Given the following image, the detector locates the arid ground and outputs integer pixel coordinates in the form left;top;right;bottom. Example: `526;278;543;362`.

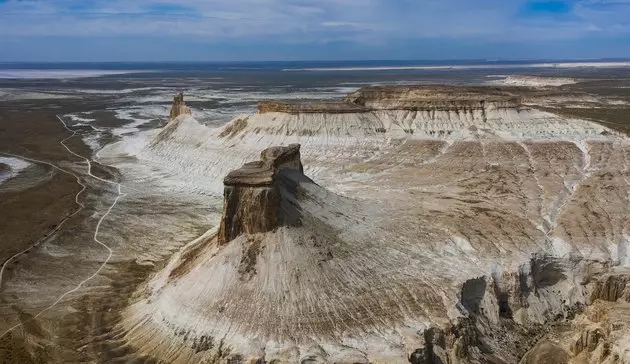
1;71;630;363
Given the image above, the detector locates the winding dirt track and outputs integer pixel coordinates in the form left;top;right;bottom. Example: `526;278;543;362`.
0;116;126;339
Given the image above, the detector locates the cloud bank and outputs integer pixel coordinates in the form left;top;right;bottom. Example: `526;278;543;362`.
0;0;628;61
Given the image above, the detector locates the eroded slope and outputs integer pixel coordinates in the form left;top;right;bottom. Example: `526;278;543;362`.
97;85;630;363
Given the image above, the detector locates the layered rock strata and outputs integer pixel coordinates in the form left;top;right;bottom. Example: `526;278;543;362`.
99;84;630;363
169;92;192;120
258;85;521;114
218;144;303;245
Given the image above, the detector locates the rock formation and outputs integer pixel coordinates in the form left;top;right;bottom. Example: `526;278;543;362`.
218;144;303;245
344;84;521;109
0;163;10;174
258;85;520;114
102;84;630;364
590;274;629;302
169;92;192;120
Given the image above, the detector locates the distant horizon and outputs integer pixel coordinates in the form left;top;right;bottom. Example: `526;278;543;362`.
2;57;630;65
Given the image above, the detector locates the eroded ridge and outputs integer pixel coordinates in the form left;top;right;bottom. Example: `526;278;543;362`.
258;85;521;114
97;85;630;364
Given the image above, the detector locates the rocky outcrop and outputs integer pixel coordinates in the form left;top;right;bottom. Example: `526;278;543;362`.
113;83;630;364
257;102;367;114
218;144;303;245
257;85;521;114
590;274;629;302
571;326;607;355
169;92;192;120
0;163;10;174
409;327;450;364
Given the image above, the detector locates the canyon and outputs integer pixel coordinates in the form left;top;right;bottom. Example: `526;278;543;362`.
89;85;630;363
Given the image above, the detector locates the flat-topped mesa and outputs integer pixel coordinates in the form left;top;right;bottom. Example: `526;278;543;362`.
168;92;192;120
218;144;303;245
345;85;521;109
257;101;368;114
257;85;521;114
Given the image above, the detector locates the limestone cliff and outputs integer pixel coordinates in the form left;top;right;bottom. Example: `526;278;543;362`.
121;137;630;363
169;92;192;120
218;144;303;245
257;85;521;114
344;85;521;109
108;84;630;364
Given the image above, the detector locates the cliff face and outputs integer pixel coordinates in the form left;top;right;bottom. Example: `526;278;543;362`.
257;85;521;114
110;83;630;364
169;92;192;120
257;102;368;114
121;138;630;364
218;144;303;245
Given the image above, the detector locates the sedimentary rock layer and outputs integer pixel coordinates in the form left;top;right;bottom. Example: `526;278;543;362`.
95;85;630;363
169;92;192;120
258;85;520;114
218;144;303;245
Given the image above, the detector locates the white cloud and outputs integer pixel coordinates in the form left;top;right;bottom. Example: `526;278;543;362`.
0;0;628;42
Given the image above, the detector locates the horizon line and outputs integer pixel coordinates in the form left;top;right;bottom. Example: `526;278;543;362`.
2;57;630;65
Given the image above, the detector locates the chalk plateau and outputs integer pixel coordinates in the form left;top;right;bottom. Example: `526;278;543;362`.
97;86;630;363
492;75;578;87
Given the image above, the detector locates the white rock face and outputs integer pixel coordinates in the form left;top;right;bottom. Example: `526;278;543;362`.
98;87;630;363
492;75;577;87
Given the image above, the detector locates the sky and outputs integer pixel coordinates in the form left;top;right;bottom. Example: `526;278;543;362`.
0;0;629;62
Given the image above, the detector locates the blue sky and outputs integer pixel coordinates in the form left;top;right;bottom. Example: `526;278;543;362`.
0;0;629;61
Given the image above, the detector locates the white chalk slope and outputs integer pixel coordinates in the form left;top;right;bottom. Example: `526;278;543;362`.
98;101;630;362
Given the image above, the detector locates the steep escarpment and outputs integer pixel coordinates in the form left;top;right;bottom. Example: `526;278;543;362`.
218;144;303;245
243;85;606;142
344;84;521;110
97;84;630;363
258;85;520;114
119;140;630;362
115;85;620;200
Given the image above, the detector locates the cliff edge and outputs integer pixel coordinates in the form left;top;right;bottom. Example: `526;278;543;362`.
258;85;521;114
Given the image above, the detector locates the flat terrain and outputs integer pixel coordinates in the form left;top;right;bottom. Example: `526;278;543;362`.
0;101;92;270
0;96;212;363
0;99;130;363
